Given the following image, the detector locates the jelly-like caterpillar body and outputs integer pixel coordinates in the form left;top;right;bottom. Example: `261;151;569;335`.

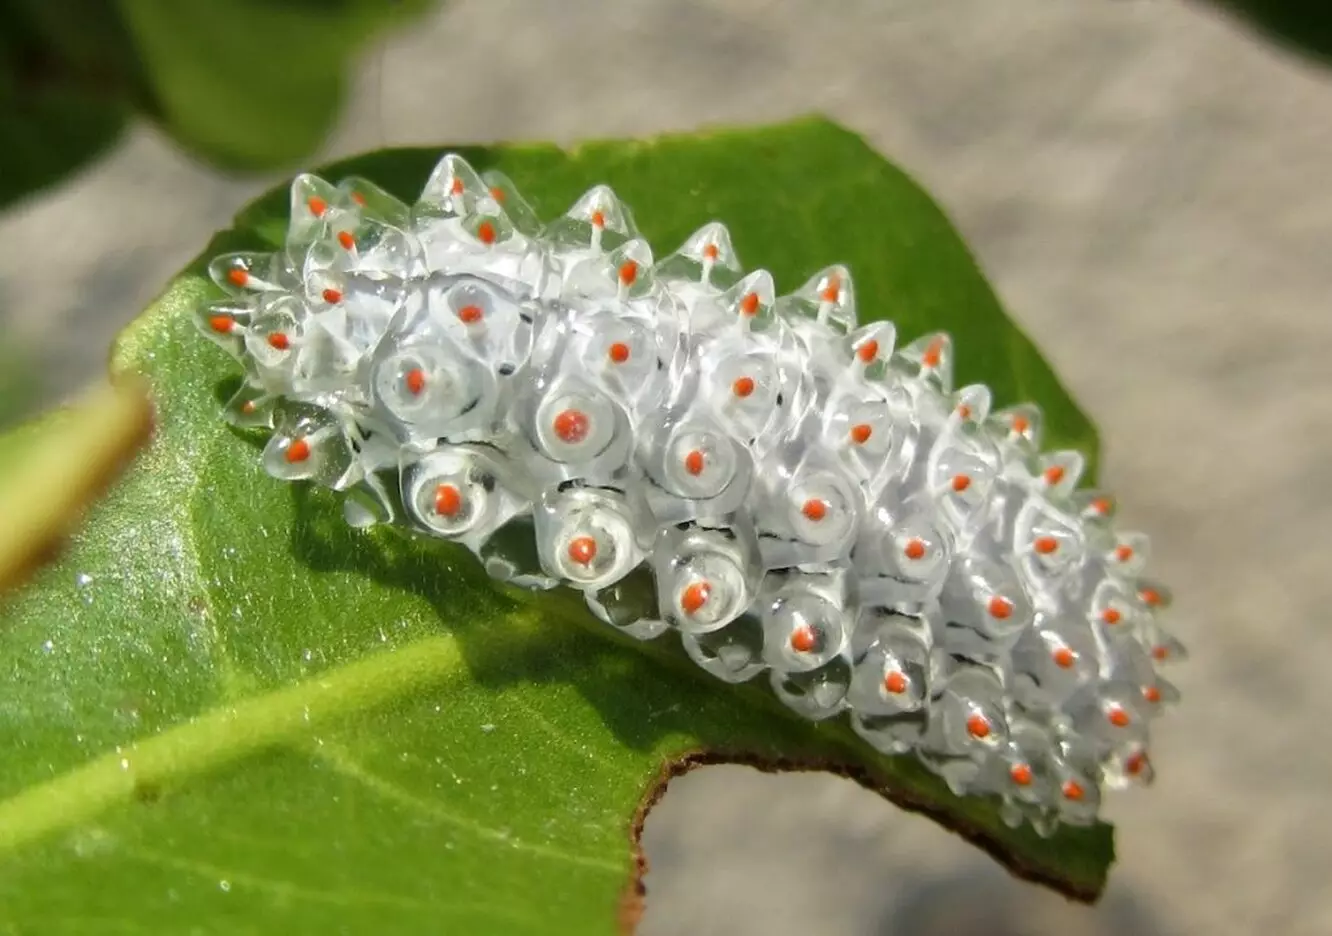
195;155;1184;836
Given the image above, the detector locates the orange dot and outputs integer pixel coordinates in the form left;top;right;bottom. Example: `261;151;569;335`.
590;210;606;229
739;292;760;316
227;268;250;288
351;191;367;206
1011;414;1030;434
1107;706;1131;728
608;342;631;364
618;260;639;286
1052;646;1075;669
684;449;705;476
1115;544;1135;563
322;288;343;304
951;474;971;493
1033;535;1059;555
449;177;464;196
553;409;590;445
820;275;841;303
849;423;873;444
489;186;506;203
1126;752;1147;776
1139;587;1162;606
208;314;234;334
956;403;972;420
1043;465;1066;486
903;538;926;560
857;339;879;363
922;337;943;368
702;243;719;261
404;368;427;396
1010;763;1033;786
883;671;908;695
681;581;711;615
988;595;1013;620
567;536;598;566
434;483;463;518
1062;780;1085;801
801;498;827;522
1152;645;1169;661
337;231;355;250
732;376;755;398
307;195;327;217
266;332;290;351
285;438;311;464
789;625;818;653
966;713;991;739
1101;607;1122;625
240;400;257;415
477;221;497;245
458;304;484;324
1091;496;1113;516
1143;685;1161;704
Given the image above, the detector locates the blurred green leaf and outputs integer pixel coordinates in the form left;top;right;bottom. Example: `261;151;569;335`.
0;0;433;210
0;118;1110;934
1207;0;1332;63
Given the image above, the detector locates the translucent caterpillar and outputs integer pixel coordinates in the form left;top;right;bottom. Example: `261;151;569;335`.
194;155;1185;836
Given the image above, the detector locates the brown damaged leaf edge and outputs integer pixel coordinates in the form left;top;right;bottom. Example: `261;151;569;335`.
618;750;1105;934
0;379;155;596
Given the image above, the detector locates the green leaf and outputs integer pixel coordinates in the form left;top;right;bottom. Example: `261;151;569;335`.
1208;0;1332;65
0;0;432;210
0;117;1111;934
116;0;431;169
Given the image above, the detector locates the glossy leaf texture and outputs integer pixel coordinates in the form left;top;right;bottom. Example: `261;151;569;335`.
0;0;432;210
0;117;1111;934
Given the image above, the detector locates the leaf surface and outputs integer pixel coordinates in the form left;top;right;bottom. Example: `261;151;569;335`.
0;117;1111;934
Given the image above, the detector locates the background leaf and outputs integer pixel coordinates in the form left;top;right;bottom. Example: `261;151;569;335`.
1205;0;1332;64
0;117;1111;934
0;0;432;211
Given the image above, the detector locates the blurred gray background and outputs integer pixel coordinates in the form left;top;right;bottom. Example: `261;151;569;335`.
3;1;1330;933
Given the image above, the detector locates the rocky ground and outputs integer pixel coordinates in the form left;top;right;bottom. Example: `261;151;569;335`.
3;1;1330;933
